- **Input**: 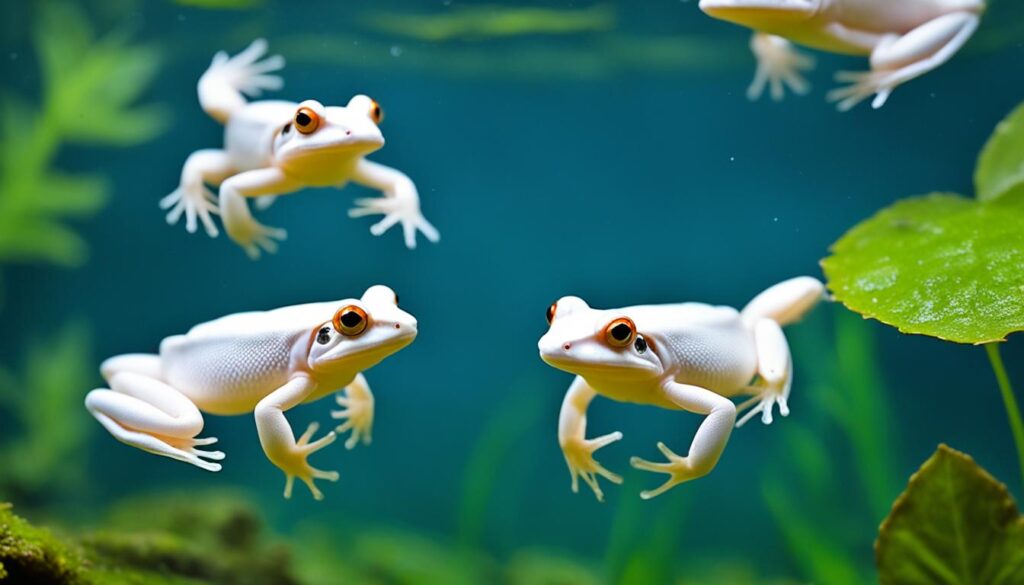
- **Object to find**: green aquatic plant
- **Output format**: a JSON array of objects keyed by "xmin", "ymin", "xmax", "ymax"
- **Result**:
[
  {"xmin": 0, "ymin": 493, "xmax": 302, "ymax": 585},
  {"xmin": 760, "ymin": 310, "xmax": 898, "ymax": 585},
  {"xmin": 0, "ymin": 1, "xmax": 167, "ymax": 278},
  {"xmin": 875, "ymin": 445, "xmax": 1024, "ymax": 585},
  {"xmin": 0, "ymin": 322, "xmax": 94, "ymax": 505},
  {"xmin": 359, "ymin": 4, "xmax": 615, "ymax": 42},
  {"xmin": 822, "ymin": 100, "xmax": 1024, "ymax": 490},
  {"xmin": 277, "ymin": 32, "xmax": 742, "ymax": 82}
]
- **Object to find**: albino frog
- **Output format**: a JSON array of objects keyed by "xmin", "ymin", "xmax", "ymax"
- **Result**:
[
  {"xmin": 538, "ymin": 277, "xmax": 825, "ymax": 501},
  {"xmin": 160, "ymin": 39, "xmax": 439, "ymax": 258},
  {"xmin": 699, "ymin": 0, "xmax": 985, "ymax": 110},
  {"xmin": 85, "ymin": 285, "xmax": 416, "ymax": 500}
]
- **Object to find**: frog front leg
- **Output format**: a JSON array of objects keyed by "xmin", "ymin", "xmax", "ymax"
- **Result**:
[
  {"xmin": 630, "ymin": 381, "xmax": 736, "ymax": 499},
  {"xmin": 85, "ymin": 354, "xmax": 224, "ymax": 472},
  {"xmin": 331, "ymin": 373, "xmax": 374, "ymax": 449},
  {"xmin": 220, "ymin": 167, "xmax": 300, "ymax": 259},
  {"xmin": 747, "ymin": 33, "xmax": 815, "ymax": 101},
  {"xmin": 827, "ymin": 12, "xmax": 981, "ymax": 111},
  {"xmin": 254, "ymin": 376, "xmax": 340, "ymax": 500},
  {"xmin": 559, "ymin": 376, "xmax": 624, "ymax": 502},
  {"xmin": 348, "ymin": 159, "xmax": 440, "ymax": 249}
]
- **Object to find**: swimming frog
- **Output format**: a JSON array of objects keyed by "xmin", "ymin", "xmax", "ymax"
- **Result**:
[
  {"xmin": 160, "ymin": 39, "xmax": 439, "ymax": 258},
  {"xmin": 699, "ymin": 0, "xmax": 985, "ymax": 110},
  {"xmin": 85, "ymin": 285, "xmax": 416, "ymax": 500},
  {"xmin": 538, "ymin": 277, "xmax": 825, "ymax": 501}
]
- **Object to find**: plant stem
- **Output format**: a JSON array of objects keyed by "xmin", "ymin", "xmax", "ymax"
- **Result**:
[{"xmin": 985, "ymin": 343, "xmax": 1024, "ymax": 489}]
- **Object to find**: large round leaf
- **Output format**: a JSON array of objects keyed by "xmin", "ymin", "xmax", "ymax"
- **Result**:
[
  {"xmin": 821, "ymin": 192, "xmax": 1024, "ymax": 344},
  {"xmin": 977, "ymin": 102, "xmax": 1024, "ymax": 202}
]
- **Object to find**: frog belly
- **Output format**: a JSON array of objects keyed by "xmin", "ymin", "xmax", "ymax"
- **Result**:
[{"xmin": 160, "ymin": 334, "xmax": 293, "ymax": 415}]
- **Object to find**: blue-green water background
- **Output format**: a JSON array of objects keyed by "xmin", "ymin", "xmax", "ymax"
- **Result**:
[{"xmin": 2, "ymin": 0, "xmax": 1024, "ymax": 579}]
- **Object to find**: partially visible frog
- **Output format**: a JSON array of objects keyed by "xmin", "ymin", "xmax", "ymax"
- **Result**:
[
  {"xmin": 538, "ymin": 277, "xmax": 825, "ymax": 501},
  {"xmin": 85, "ymin": 285, "xmax": 416, "ymax": 500},
  {"xmin": 699, "ymin": 0, "xmax": 985, "ymax": 110},
  {"xmin": 161, "ymin": 39, "xmax": 439, "ymax": 258}
]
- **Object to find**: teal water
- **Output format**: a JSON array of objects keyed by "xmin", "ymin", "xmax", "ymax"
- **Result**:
[{"xmin": 2, "ymin": 1, "xmax": 1024, "ymax": 582}]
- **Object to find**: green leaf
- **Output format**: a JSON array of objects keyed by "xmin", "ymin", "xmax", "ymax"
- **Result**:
[
  {"xmin": 821, "ymin": 192, "xmax": 1024, "ymax": 344},
  {"xmin": 976, "ymin": 102, "xmax": 1024, "ymax": 202},
  {"xmin": 876, "ymin": 445, "xmax": 1024, "ymax": 585}
]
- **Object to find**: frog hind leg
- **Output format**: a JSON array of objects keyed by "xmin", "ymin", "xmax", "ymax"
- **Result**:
[
  {"xmin": 198, "ymin": 38, "xmax": 284, "ymax": 124},
  {"xmin": 827, "ymin": 11, "xmax": 980, "ymax": 111},
  {"xmin": 161, "ymin": 149, "xmax": 235, "ymax": 238},
  {"xmin": 86, "ymin": 366, "xmax": 224, "ymax": 472}
]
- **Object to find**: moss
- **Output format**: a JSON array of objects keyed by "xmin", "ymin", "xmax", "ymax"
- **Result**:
[
  {"xmin": 0, "ymin": 502, "xmax": 86, "ymax": 584},
  {"xmin": 0, "ymin": 494, "xmax": 301, "ymax": 585}
]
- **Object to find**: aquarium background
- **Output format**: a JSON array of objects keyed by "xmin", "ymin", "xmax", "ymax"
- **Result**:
[{"xmin": 1, "ymin": 0, "xmax": 1023, "ymax": 583}]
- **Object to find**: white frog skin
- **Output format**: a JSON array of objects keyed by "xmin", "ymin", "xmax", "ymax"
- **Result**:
[
  {"xmin": 160, "ymin": 39, "xmax": 439, "ymax": 258},
  {"xmin": 699, "ymin": 0, "xmax": 985, "ymax": 110},
  {"xmin": 85, "ymin": 285, "xmax": 416, "ymax": 500},
  {"xmin": 538, "ymin": 277, "xmax": 825, "ymax": 501}
]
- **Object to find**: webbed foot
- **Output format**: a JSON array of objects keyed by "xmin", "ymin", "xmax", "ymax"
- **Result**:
[
  {"xmin": 210, "ymin": 38, "xmax": 285, "ymax": 98},
  {"xmin": 331, "ymin": 390, "xmax": 374, "ymax": 450},
  {"xmin": 280, "ymin": 422, "xmax": 340, "ymax": 501},
  {"xmin": 630, "ymin": 442, "xmax": 708, "ymax": 500},
  {"xmin": 349, "ymin": 196, "xmax": 440, "ymax": 250},
  {"xmin": 748, "ymin": 33, "xmax": 815, "ymax": 101},
  {"xmin": 827, "ymin": 69, "xmax": 897, "ymax": 112},
  {"xmin": 160, "ymin": 183, "xmax": 220, "ymax": 237},
  {"xmin": 561, "ymin": 431, "xmax": 623, "ymax": 502}
]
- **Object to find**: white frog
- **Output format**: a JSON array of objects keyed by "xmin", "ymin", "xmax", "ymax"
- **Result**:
[
  {"xmin": 85, "ymin": 285, "xmax": 416, "ymax": 500},
  {"xmin": 699, "ymin": 0, "xmax": 985, "ymax": 110},
  {"xmin": 538, "ymin": 277, "xmax": 825, "ymax": 501},
  {"xmin": 160, "ymin": 39, "xmax": 439, "ymax": 258}
]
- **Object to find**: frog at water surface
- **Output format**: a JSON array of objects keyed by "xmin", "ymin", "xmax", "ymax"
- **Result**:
[
  {"xmin": 699, "ymin": 0, "xmax": 985, "ymax": 110},
  {"xmin": 538, "ymin": 277, "xmax": 825, "ymax": 500}
]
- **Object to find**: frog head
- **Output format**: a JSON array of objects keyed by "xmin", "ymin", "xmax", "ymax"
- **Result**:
[
  {"xmin": 699, "ymin": 0, "xmax": 820, "ymax": 29},
  {"xmin": 273, "ymin": 96, "xmax": 386, "ymax": 171},
  {"xmin": 307, "ymin": 285, "xmax": 417, "ymax": 374},
  {"xmin": 538, "ymin": 297, "xmax": 664, "ymax": 382}
]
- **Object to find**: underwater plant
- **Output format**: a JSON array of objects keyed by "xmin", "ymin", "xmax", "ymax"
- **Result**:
[
  {"xmin": 822, "ymin": 100, "xmax": 1024, "ymax": 489},
  {"xmin": 0, "ymin": 492, "xmax": 303, "ymax": 585},
  {"xmin": 0, "ymin": 323, "xmax": 94, "ymax": 507},
  {"xmin": 0, "ymin": 1, "xmax": 167, "ymax": 286},
  {"xmin": 761, "ymin": 310, "xmax": 899, "ymax": 585},
  {"xmin": 359, "ymin": 4, "xmax": 616, "ymax": 42}
]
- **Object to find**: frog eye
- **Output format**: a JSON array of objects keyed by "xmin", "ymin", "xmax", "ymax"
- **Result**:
[
  {"xmin": 634, "ymin": 335, "xmax": 648, "ymax": 354},
  {"xmin": 546, "ymin": 302, "xmax": 557, "ymax": 325},
  {"xmin": 333, "ymin": 305, "xmax": 369, "ymax": 336},
  {"xmin": 604, "ymin": 317, "xmax": 636, "ymax": 348},
  {"xmin": 294, "ymin": 106, "xmax": 321, "ymax": 134},
  {"xmin": 369, "ymin": 99, "xmax": 384, "ymax": 124}
]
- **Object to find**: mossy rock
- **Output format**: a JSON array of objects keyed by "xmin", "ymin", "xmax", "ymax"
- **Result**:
[{"xmin": 0, "ymin": 502, "xmax": 86, "ymax": 584}]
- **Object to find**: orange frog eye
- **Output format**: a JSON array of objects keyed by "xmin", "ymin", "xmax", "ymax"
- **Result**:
[
  {"xmin": 294, "ymin": 106, "xmax": 321, "ymax": 134},
  {"xmin": 333, "ymin": 305, "xmax": 369, "ymax": 336},
  {"xmin": 546, "ymin": 302, "xmax": 558, "ymax": 325},
  {"xmin": 369, "ymin": 99, "xmax": 383, "ymax": 124},
  {"xmin": 604, "ymin": 317, "xmax": 636, "ymax": 348}
]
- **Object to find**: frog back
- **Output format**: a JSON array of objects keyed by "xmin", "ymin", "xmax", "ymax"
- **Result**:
[
  {"xmin": 159, "ymin": 302, "xmax": 335, "ymax": 414},
  {"xmin": 631, "ymin": 303, "xmax": 758, "ymax": 393}
]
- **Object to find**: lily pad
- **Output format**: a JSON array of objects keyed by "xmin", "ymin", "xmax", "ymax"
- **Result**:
[
  {"xmin": 876, "ymin": 445, "xmax": 1024, "ymax": 585},
  {"xmin": 976, "ymin": 102, "xmax": 1024, "ymax": 202},
  {"xmin": 821, "ymin": 192, "xmax": 1024, "ymax": 344}
]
